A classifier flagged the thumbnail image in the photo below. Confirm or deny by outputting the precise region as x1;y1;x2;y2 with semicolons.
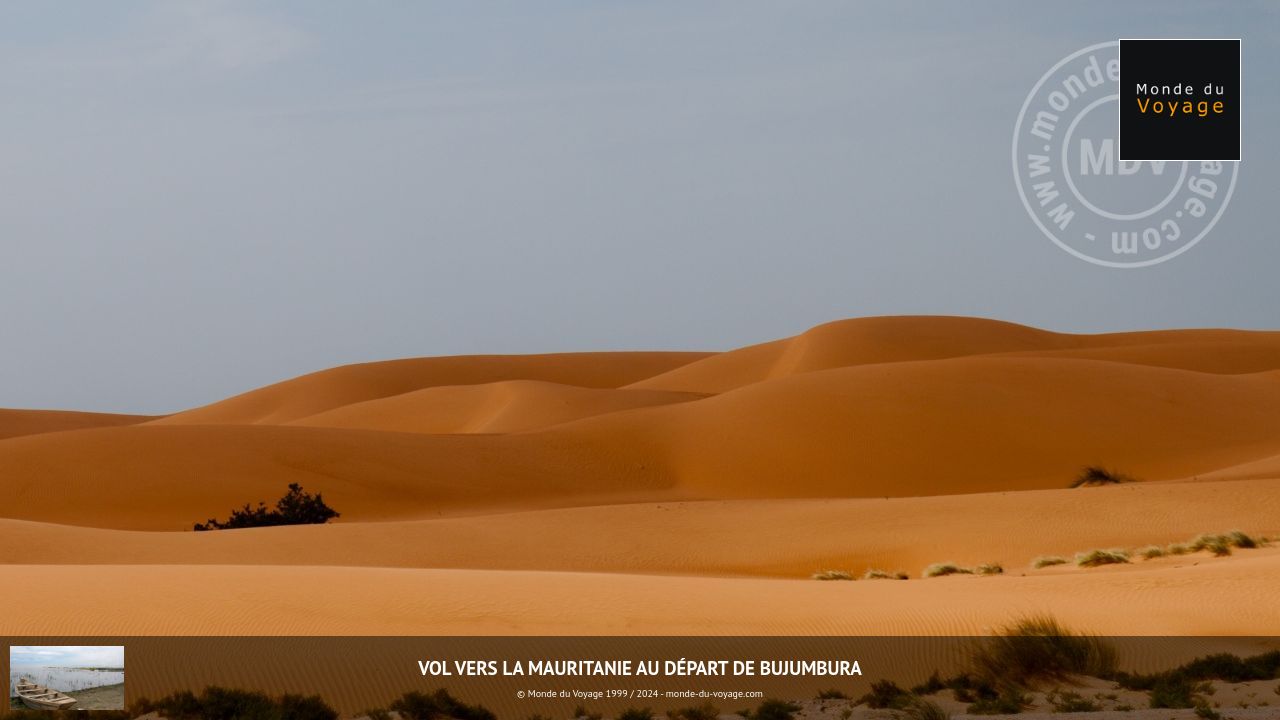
9;646;125;711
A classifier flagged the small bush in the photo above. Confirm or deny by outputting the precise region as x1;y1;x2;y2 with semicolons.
975;562;1003;576
966;688;1028;715
1149;675;1198;709
815;689;848;699
862;568;909;580
1195;704;1223;719
1031;555;1068;569
573;705;603;720
1071;466;1134;488
1167;542;1193;555
1190;534;1232;556
1075;548;1130;567
857;680;912;710
751;699;800;720
970;615;1117;687
811;569;853;580
923;562;973;578
1046;689;1101;712
911;671;947;696
1225;529;1258;548
1139;544;1166;560
617;708;653;720
903;699;951;720
194;483;340;531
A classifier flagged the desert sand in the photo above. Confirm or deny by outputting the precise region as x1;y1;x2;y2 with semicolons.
1;316;1279;637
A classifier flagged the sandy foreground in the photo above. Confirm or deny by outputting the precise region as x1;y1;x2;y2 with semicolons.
1;316;1279;637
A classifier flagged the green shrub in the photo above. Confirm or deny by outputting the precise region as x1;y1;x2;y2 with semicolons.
195;483;340;531
975;562;1003;576
862;568;909;580
1075;548;1130;567
1190;534;1232;556
903;699;951;720
923;562;973;578
1149;675;1197;709
970;615;1117;687
1031;555;1068;569
1139;544;1165;559
856;680;912;709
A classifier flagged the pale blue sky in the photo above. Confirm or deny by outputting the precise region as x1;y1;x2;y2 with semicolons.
2;1;1277;413
10;645;124;667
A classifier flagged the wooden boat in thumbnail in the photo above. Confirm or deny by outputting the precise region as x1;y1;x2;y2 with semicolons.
14;677;78;710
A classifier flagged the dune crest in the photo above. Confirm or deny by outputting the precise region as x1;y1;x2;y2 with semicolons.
289;380;706;434
4;316;1280;636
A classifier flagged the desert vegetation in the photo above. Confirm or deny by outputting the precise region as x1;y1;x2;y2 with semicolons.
861;568;909;580
194;483;340;531
1029;529;1272;571
1075;548;1131;567
130;686;338;720
1070;465;1135;488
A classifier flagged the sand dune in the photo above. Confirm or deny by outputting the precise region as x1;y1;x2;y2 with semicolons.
3;478;1277;578
3;316;1280;637
0;408;152;441
629;316;1280;393
151;351;710;425
2;552;1278;636
290;380;705;434
5;357;1280;530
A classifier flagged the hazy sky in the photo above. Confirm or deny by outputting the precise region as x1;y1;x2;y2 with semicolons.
10;645;124;667
2;1;1277;414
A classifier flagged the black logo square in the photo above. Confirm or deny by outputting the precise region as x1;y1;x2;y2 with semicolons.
1119;39;1241;161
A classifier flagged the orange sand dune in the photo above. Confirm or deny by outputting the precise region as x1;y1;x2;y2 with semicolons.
2;553;1278;636
152;351;710;425
629;316;1280;393
0;423;672;530
290;380;705;434
619;357;1280;499
3;478;1277;577
5;316;1280;639
0;408;153;441
992;339;1280;375
5;357;1280;529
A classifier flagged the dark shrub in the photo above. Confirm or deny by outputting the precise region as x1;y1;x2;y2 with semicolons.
1071;466;1134;488
617;707;654;720
856;680;912;709
970;615;1117;686
195;483;340;531
966;687;1028;715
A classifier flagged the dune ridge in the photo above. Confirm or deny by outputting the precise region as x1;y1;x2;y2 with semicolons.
2;316;1279;636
